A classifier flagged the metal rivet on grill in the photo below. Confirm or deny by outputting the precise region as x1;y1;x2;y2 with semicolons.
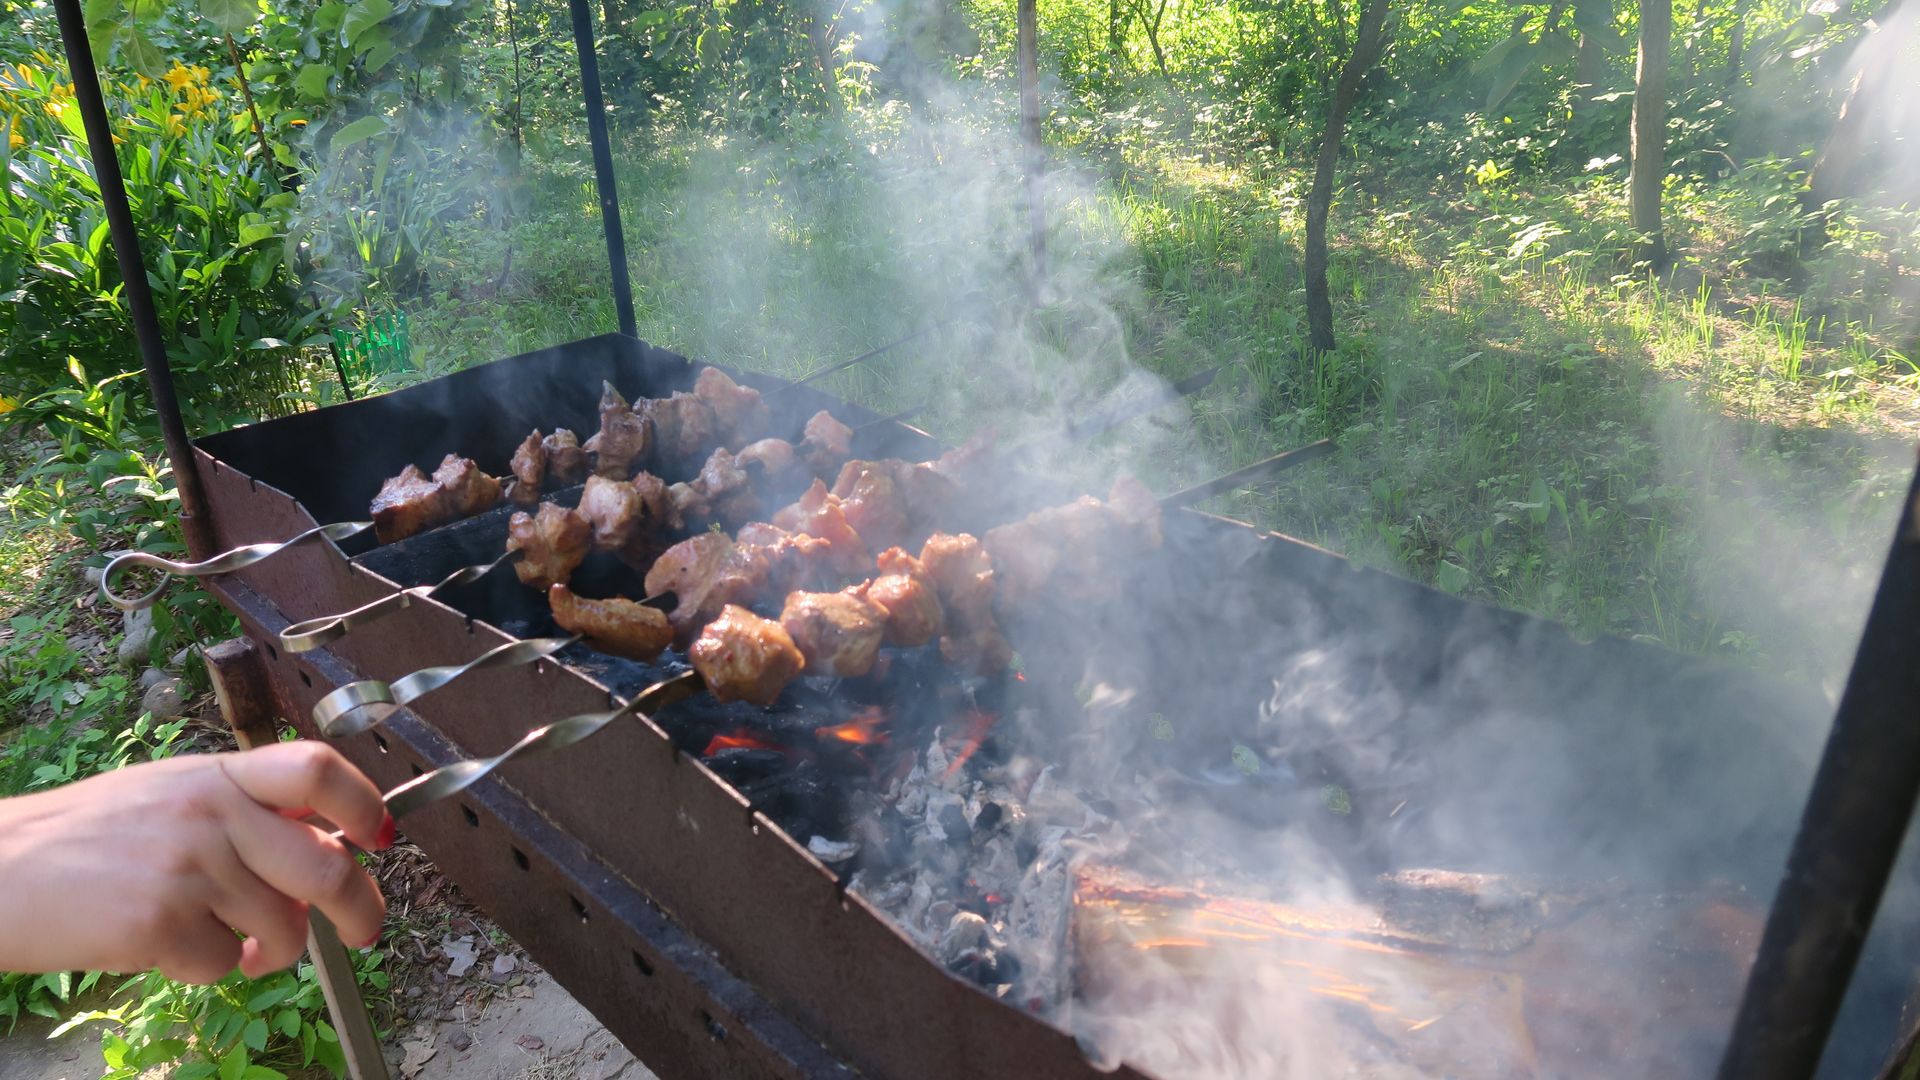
570;895;589;923
460;804;479;828
631;950;653;977
510;846;529;872
373;734;389;754
298;669;311;688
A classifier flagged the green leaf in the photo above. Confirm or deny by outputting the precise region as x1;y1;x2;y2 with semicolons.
242;1067;287;1080
342;0;394;50
245;980;295;1012
242;1016;268;1052
1230;744;1260;776
235;213;277;247
1435;561;1470;593
219;1045;249;1080
176;1065;219;1080
293;63;332;99
85;0;121;25
329;114;387;155
121;28;167;76
272;1007;301;1039
199;0;256;34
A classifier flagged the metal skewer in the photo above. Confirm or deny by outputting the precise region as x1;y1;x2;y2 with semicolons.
1157;439;1336;510
100;521;373;611
770;323;942;397
313;634;580;739
329;670;705;842
1064;365;1220;444
279;551;520;654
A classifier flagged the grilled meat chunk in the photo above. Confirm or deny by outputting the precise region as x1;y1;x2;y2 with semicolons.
831;460;911;551
780;589;886;678
506;503;592;589
641;391;719;468
583;381;652;479
735;438;807;490
694;366;772;446
371;455;502;542
542;428;589;485
737;523;838;596
800;410;854;476
983;475;1164;604
690;605;804;706
509;430;546;506
644;531;774;640
693;447;762;526
918;532;1011;675
857;547;943;647
772;479;871;578
578;474;660;555
549;584;673;662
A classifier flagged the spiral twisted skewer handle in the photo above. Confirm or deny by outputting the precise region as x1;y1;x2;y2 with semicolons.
279;551;518;654
100;521;373;611
313;634;579;739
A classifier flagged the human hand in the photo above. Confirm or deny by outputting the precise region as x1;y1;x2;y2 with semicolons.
0;742;393;984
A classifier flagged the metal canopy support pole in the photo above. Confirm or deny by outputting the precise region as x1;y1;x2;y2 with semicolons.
567;0;639;339
49;0;215;559
1715;464;1920;1080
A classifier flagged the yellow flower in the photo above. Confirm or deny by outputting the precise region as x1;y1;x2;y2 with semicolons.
163;61;196;93
167;112;187;135
7;129;21;150
43;81;74;119
288;117;307;126
136;73;151;91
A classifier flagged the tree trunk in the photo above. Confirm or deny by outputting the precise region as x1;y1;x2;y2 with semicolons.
1629;0;1670;269
1806;0;1915;212
1109;0;1124;60
1018;0;1046;290
1303;0;1391;354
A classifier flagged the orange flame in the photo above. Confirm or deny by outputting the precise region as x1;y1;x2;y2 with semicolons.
941;711;999;779
702;731;783;756
818;706;890;747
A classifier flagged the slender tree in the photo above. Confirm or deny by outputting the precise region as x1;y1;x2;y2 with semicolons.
1572;0;1613;117
1303;0;1392;353
1806;0;1915;213
1629;0;1671;269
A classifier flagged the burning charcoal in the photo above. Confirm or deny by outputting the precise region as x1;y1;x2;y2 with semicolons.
971;801;1005;834
703;747;787;782
807;836;860;863
936;910;991;965
1004;854;1073;1012
936;801;973;848
848;794;913;872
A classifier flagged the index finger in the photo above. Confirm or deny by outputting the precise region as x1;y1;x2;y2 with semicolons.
219;742;391;851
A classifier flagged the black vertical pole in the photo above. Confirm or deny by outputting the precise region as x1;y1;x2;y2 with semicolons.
1714;463;1920;1080
50;0;215;559
567;0;639;339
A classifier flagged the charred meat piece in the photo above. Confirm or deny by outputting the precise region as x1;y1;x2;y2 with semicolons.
800;410;854;476
918;532;1012;675
690;605;804;706
665;481;710;532
645;531;732;622
509;430;546;506
549;584;673;662
693;447;762;527
738;523;838;596
371;455;502;542
694;366;772;446
577;474;662;555
773;480;872;579
583;382;652;479
543;429;589;485
780;589;886;678
641;391;719;468
831;460;911;551
735;437;807;490
371;465;449;543
506;503;592;589
891;458;960;534
857;547;943;647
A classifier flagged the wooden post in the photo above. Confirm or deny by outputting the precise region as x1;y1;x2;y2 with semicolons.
203;639;393;1080
1017;0;1046;293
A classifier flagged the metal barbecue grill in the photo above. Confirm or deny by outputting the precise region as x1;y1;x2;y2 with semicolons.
42;1;1920;1077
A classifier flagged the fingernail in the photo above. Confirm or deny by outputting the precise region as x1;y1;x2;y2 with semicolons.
374;812;397;851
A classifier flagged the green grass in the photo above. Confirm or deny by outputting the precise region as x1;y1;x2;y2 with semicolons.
390;120;1914;689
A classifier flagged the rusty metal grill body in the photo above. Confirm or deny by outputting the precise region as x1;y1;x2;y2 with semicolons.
175;332;1883;1079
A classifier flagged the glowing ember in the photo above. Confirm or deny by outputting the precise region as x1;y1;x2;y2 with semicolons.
817;706;890;746
941;710;998;779
702;731;783;756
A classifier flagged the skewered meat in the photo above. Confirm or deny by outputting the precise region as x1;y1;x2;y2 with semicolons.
583;382;652;479
507;503;591;589
856;547;943;647
693;448;761;526
918;532;1012;675
371;455;503;542
801;410;854;476
577;474;668;555
641;391;719;467
694;366;772;446
737;523;838;596
690;605;804;706
735;438;807;489
644;532;732;621
780;589;887;678
509;430;546;506
548;584;673;662
831;460;911;551
983;475;1164;604
773;480;871;578
644;532;774;639
543;429;589;485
